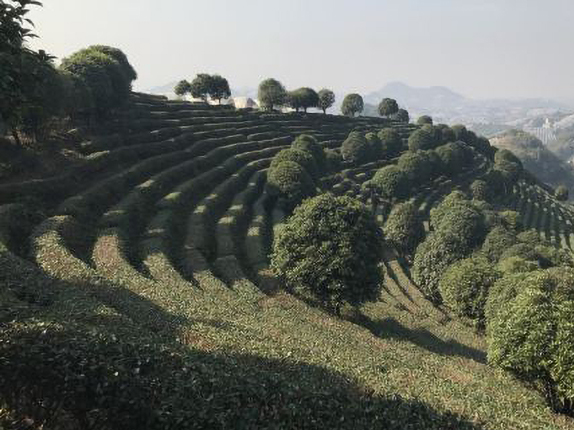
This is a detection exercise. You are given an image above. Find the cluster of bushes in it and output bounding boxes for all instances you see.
[341,128,403,166]
[257,79,336,114]
[174,74,231,104]
[265,134,336,210]
[409,184,574,413]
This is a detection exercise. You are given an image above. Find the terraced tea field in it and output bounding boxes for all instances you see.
[2,93,574,429]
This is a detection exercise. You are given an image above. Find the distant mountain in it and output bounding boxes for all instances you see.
[365,82,570,126]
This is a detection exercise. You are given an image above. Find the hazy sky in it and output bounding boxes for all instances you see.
[29,0,574,100]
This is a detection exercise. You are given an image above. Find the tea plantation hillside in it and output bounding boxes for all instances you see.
[3,93,574,429]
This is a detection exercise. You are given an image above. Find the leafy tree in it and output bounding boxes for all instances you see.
[397,151,434,185]
[395,108,410,123]
[496,256,539,275]
[486,268,574,414]
[378,128,403,157]
[384,202,425,257]
[416,115,433,126]
[341,94,364,117]
[190,73,212,101]
[60,49,128,116]
[270,148,318,179]
[317,88,336,114]
[266,161,316,211]
[174,80,191,97]
[555,185,569,201]
[439,256,500,324]
[209,74,231,104]
[292,134,326,171]
[412,232,469,302]
[481,226,517,262]
[378,98,399,118]
[271,194,384,314]
[0,0,44,137]
[369,165,410,202]
[341,131,369,164]
[365,132,382,159]
[258,78,287,111]
[407,128,435,151]
[435,141,471,176]
[435,124,456,144]
[90,45,137,82]
[299,88,318,112]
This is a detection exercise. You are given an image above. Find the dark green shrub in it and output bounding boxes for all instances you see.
[370,165,410,201]
[481,226,517,262]
[397,151,434,184]
[365,132,383,159]
[90,45,137,82]
[408,128,435,151]
[271,194,384,313]
[378,98,398,118]
[499,210,523,232]
[429,190,468,227]
[438,256,500,324]
[487,268,574,414]
[435,142,471,176]
[258,78,286,111]
[266,161,316,211]
[499,243,539,263]
[412,232,470,302]
[517,229,543,247]
[383,202,425,257]
[270,148,318,179]
[395,108,409,123]
[292,134,326,171]
[378,128,403,157]
[435,124,456,144]
[341,131,369,164]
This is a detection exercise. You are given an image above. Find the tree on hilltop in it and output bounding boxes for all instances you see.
[190,73,212,101]
[378,98,399,118]
[258,78,287,111]
[287,88,318,113]
[341,94,364,117]
[174,80,191,97]
[395,108,410,123]
[209,74,231,104]
[317,89,335,114]
[417,115,433,126]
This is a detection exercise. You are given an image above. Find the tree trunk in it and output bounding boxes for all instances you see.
[11,130,22,147]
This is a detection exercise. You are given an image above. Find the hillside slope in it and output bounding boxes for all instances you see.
[1,94,574,429]
[491,129,574,197]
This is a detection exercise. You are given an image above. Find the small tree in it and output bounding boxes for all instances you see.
[395,108,410,123]
[174,80,191,97]
[555,185,569,201]
[470,179,491,202]
[341,131,369,164]
[341,94,364,117]
[190,73,211,101]
[407,128,435,151]
[90,45,137,82]
[481,226,517,263]
[369,165,410,202]
[416,115,433,126]
[266,161,316,210]
[397,151,434,185]
[384,202,425,257]
[299,87,318,112]
[258,78,286,111]
[378,98,399,118]
[209,74,231,104]
[378,128,403,157]
[292,134,326,171]
[439,256,500,325]
[487,268,574,414]
[270,148,318,179]
[317,89,335,114]
[271,194,384,314]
